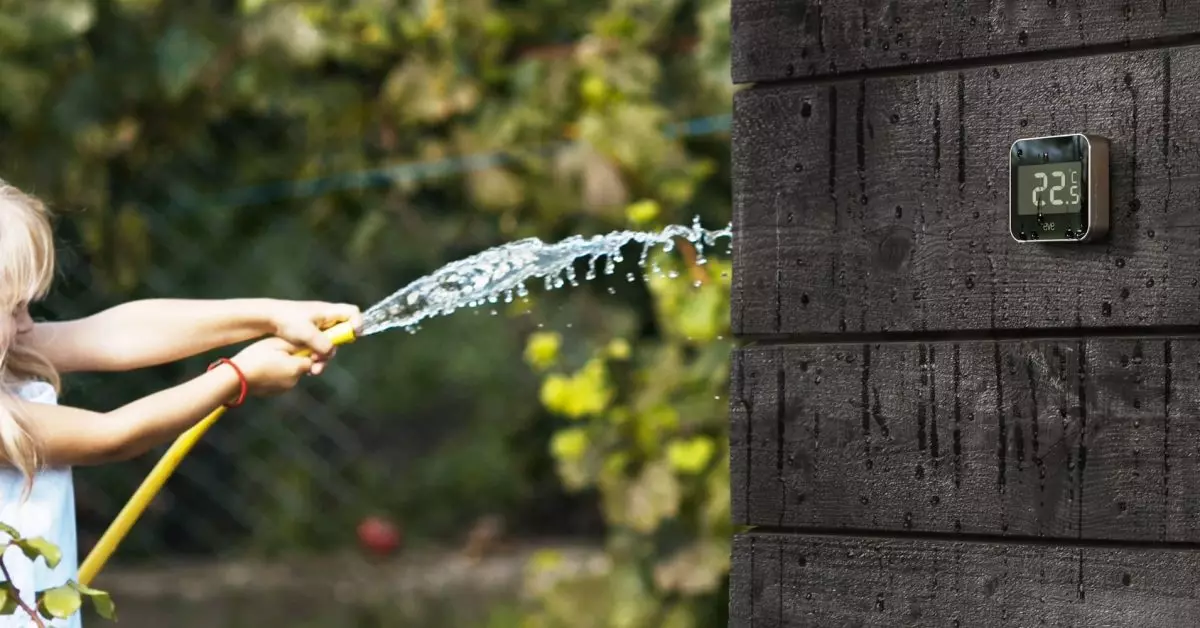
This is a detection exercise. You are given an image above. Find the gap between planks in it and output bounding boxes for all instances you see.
[743,526,1200,551]
[734,325,1200,347]
[736,32,1200,88]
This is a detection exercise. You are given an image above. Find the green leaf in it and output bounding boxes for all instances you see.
[73,582,117,620]
[666,437,716,475]
[38,584,81,619]
[155,24,216,101]
[0,522,19,539]
[0,581,20,615]
[15,537,62,569]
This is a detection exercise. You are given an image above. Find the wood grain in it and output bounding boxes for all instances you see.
[731,0,1200,84]
[732,46,1200,337]
[730,532,1200,627]
[730,340,1200,541]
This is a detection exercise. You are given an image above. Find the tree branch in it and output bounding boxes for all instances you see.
[0,554,45,628]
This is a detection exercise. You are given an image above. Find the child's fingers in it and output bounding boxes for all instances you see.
[278,321,334,356]
[259,337,300,353]
[319,303,362,327]
[308,348,336,376]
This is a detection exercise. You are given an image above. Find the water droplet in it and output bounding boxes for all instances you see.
[607,287,616,294]
[626,272,636,282]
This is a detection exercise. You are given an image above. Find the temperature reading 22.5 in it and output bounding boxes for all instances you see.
[1032,169,1080,207]
[1017,161,1083,215]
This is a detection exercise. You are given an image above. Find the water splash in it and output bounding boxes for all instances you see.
[357,216,732,336]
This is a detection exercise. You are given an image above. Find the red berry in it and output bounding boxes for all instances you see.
[356,516,401,557]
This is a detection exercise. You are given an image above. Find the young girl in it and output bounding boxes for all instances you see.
[0,183,361,627]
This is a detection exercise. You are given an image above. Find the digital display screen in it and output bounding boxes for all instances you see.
[1016,161,1083,216]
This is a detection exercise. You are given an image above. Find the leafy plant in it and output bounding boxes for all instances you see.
[0,4,734,624]
[0,522,115,626]
[518,242,733,627]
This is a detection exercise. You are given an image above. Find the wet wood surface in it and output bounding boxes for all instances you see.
[727,3,1200,627]
[730,533,1200,627]
[731,0,1200,84]
[732,46,1200,338]
[731,340,1200,541]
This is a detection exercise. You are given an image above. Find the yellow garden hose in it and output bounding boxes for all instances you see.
[77,321,359,585]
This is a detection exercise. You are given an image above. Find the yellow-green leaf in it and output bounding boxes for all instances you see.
[0,582,18,615]
[549,428,588,463]
[524,331,561,371]
[667,437,716,475]
[539,374,571,414]
[38,584,81,619]
[606,338,631,360]
[16,537,61,568]
[625,199,660,225]
[74,583,116,621]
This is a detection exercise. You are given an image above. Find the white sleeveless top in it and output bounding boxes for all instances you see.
[0,381,80,628]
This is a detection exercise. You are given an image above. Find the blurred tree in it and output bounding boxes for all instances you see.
[0,0,732,622]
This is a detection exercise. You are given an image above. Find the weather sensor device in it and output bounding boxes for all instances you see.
[1009,133,1110,243]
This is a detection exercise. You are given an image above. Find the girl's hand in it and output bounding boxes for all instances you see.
[268,300,361,374]
[230,338,315,396]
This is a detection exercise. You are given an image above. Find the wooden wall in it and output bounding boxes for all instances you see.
[729,2,1200,625]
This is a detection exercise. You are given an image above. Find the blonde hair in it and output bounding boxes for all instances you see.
[0,183,60,489]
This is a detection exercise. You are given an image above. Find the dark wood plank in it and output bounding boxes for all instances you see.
[732,340,1200,542]
[730,532,1200,628]
[731,0,1200,84]
[732,46,1200,337]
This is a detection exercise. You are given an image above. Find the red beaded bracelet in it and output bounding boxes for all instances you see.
[207,358,248,408]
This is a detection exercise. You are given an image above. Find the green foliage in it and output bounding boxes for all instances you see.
[0,522,116,626]
[0,0,732,623]
[520,252,733,626]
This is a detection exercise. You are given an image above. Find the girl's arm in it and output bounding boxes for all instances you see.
[15,337,315,466]
[27,298,359,373]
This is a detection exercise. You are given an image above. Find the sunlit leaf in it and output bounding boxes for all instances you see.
[524,331,562,370]
[666,436,716,474]
[73,582,117,620]
[38,584,81,619]
[16,537,62,569]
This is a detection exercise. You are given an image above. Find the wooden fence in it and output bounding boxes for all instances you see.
[728,2,1200,625]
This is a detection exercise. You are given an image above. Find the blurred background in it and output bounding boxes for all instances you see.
[2,0,734,625]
